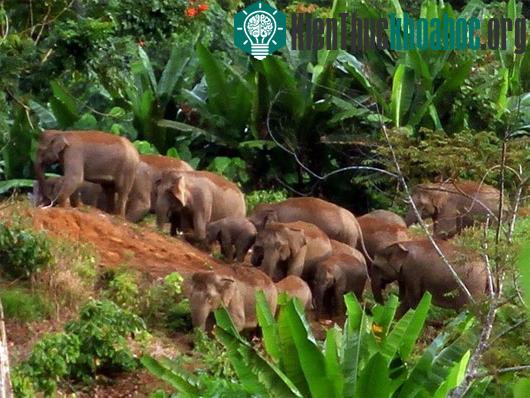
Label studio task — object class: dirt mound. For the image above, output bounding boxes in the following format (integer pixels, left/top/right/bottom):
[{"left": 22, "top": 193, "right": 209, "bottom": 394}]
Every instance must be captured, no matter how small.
[{"left": 30, "top": 207, "right": 227, "bottom": 277}]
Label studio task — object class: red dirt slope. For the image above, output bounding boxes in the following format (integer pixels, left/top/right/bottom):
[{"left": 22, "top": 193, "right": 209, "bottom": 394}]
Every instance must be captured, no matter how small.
[{"left": 30, "top": 207, "right": 226, "bottom": 277}]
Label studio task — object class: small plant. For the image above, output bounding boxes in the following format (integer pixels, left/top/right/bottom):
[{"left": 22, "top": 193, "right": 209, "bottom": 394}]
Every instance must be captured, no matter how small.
[
  {"left": 0, "top": 223, "right": 53, "bottom": 279},
  {"left": 0, "top": 287, "right": 52, "bottom": 322},
  {"left": 143, "top": 272, "right": 192, "bottom": 331},
  {"left": 14, "top": 299, "right": 149, "bottom": 395},
  {"left": 104, "top": 269, "right": 142, "bottom": 312},
  {"left": 245, "top": 189, "right": 288, "bottom": 213}
]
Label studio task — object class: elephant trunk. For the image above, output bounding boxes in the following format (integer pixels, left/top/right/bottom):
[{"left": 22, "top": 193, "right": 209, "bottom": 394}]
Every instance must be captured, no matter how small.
[
  {"left": 261, "top": 250, "right": 280, "bottom": 281},
  {"left": 34, "top": 156, "right": 46, "bottom": 190},
  {"left": 404, "top": 207, "right": 418, "bottom": 226},
  {"left": 155, "top": 195, "right": 169, "bottom": 229},
  {"left": 190, "top": 296, "right": 211, "bottom": 331},
  {"left": 371, "top": 272, "right": 385, "bottom": 304}
]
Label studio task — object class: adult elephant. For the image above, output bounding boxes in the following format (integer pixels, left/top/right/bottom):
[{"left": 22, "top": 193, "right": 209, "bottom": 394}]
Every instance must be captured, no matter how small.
[
  {"left": 34, "top": 130, "right": 140, "bottom": 217},
  {"left": 184, "top": 266, "right": 277, "bottom": 332},
  {"left": 371, "top": 239, "right": 487, "bottom": 316},
  {"left": 155, "top": 170, "right": 246, "bottom": 242},
  {"left": 357, "top": 210, "right": 410, "bottom": 265},
  {"left": 125, "top": 155, "right": 193, "bottom": 223},
  {"left": 251, "top": 220, "right": 332, "bottom": 282},
  {"left": 249, "top": 197, "right": 369, "bottom": 258},
  {"left": 404, "top": 180, "right": 504, "bottom": 239}
]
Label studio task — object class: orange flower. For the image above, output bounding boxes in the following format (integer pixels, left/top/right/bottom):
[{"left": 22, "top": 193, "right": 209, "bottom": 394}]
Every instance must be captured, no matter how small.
[
  {"left": 185, "top": 7, "right": 198, "bottom": 17},
  {"left": 198, "top": 4, "right": 208, "bottom": 12}
]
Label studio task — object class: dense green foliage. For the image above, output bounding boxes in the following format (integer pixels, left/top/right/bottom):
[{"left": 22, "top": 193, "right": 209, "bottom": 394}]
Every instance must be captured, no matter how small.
[
  {"left": 0, "top": 222, "right": 53, "bottom": 279},
  {"left": 143, "top": 293, "right": 489, "bottom": 397},
  {"left": 12, "top": 299, "right": 148, "bottom": 396}
]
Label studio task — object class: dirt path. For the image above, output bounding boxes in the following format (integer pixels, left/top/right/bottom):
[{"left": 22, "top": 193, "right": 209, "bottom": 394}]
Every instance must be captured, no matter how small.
[{"left": 30, "top": 207, "right": 228, "bottom": 277}]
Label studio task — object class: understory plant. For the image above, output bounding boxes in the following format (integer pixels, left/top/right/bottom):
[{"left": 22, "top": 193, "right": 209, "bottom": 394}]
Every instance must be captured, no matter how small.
[{"left": 143, "top": 292, "right": 492, "bottom": 397}]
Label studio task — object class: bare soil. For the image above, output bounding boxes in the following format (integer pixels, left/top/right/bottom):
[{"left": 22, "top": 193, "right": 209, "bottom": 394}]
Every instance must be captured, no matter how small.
[{"left": 30, "top": 206, "right": 229, "bottom": 278}]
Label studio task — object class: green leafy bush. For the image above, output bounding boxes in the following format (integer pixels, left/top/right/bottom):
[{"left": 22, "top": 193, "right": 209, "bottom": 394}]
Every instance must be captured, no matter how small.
[
  {"left": 207, "top": 157, "right": 249, "bottom": 184},
  {"left": 143, "top": 272, "right": 192, "bottom": 331},
  {"left": 104, "top": 269, "right": 142, "bottom": 312},
  {"left": 0, "top": 288, "right": 52, "bottom": 322},
  {"left": 245, "top": 189, "right": 288, "bottom": 213},
  {"left": 14, "top": 300, "right": 149, "bottom": 396},
  {"left": 0, "top": 223, "right": 53, "bottom": 279}
]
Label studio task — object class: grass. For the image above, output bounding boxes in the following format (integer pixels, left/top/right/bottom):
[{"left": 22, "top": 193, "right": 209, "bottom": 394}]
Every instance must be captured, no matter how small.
[{"left": 0, "top": 287, "right": 52, "bottom": 322}]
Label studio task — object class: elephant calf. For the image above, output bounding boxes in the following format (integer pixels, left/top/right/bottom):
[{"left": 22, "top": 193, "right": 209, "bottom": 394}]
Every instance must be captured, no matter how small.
[
  {"left": 33, "top": 177, "right": 111, "bottom": 211},
  {"left": 404, "top": 180, "right": 504, "bottom": 239},
  {"left": 312, "top": 251, "right": 368, "bottom": 319},
  {"left": 276, "top": 275, "right": 313, "bottom": 310},
  {"left": 206, "top": 217, "right": 257, "bottom": 262},
  {"left": 371, "top": 239, "right": 488, "bottom": 316},
  {"left": 185, "top": 267, "right": 277, "bottom": 332}
]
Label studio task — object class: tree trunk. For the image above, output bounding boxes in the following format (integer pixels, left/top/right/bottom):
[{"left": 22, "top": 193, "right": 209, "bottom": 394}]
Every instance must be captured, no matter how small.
[{"left": 0, "top": 300, "right": 12, "bottom": 398}]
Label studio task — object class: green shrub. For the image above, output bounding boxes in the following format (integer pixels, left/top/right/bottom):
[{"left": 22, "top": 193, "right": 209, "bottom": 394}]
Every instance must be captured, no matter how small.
[
  {"left": 143, "top": 272, "right": 192, "bottom": 331},
  {"left": 207, "top": 157, "right": 250, "bottom": 185},
  {"left": 104, "top": 269, "right": 141, "bottom": 312},
  {"left": 14, "top": 299, "right": 149, "bottom": 395},
  {"left": 245, "top": 189, "right": 288, "bottom": 213},
  {"left": 0, "top": 288, "right": 52, "bottom": 322},
  {"left": 0, "top": 223, "right": 53, "bottom": 279}
]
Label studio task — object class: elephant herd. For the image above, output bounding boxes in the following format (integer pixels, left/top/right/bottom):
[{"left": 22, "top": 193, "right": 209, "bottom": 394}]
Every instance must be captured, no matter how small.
[{"left": 33, "top": 130, "right": 503, "bottom": 332}]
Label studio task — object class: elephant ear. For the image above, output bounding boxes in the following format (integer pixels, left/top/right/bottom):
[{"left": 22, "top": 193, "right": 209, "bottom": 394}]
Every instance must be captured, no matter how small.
[
  {"left": 429, "top": 185, "right": 449, "bottom": 212},
  {"left": 218, "top": 277, "right": 237, "bottom": 307},
  {"left": 388, "top": 242, "right": 409, "bottom": 273},
  {"left": 50, "top": 134, "right": 69, "bottom": 159},
  {"left": 287, "top": 228, "right": 307, "bottom": 255},
  {"left": 263, "top": 210, "right": 279, "bottom": 226},
  {"left": 170, "top": 175, "right": 188, "bottom": 206}
]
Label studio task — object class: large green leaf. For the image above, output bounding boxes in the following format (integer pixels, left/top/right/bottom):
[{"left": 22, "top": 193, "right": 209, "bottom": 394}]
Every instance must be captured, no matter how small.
[
  {"left": 324, "top": 327, "right": 344, "bottom": 397},
  {"left": 0, "top": 179, "right": 35, "bottom": 195},
  {"left": 157, "top": 45, "right": 192, "bottom": 106},
  {"left": 390, "top": 64, "right": 414, "bottom": 127},
  {"left": 282, "top": 300, "right": 337, "bottom": 398},
  {"left": 140, "top": 356, "right": 202, "bottom": 397},
  {"left": 138, "top": 46, "right": 158, "bottom": 93},
  {"left": 2, "top": 107, "right": 35, "bottom": 179},
  {"left": 355, "top": 353, "right": 391, "bottom": 398},
  {"left": 256, "top": 290, "right": 281, "bottom": 362},
  {"left": 382, "top": 293, "right": 431, "bottom": 362},
  {"left": 50, "top": 81, "right": 80, "bottom": 128},
  {"left": 196, "top": 43, "right": 229, "bottom": 115},
  {"left": 214, "top": 315, "right": 302, "bottom": 398}
]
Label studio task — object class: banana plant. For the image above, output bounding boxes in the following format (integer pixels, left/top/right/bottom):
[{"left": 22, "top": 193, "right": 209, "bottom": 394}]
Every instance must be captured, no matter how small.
[
  {"left": 335, "top": 0, "right": 484, "bottom": 132},
  {"left": 143, "top": 292, "right": 489, "bottom": 398},
  {"left": 125, "top": 37, "right": 199, "bottom": 152}
]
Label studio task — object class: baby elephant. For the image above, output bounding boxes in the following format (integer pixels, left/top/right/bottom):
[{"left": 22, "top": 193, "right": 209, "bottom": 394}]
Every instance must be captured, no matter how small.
[
  {"left": 372, "top": 239, "right": 488, "bottom": 316},
  {"left": 312, "top": 251, "right": 368, "bottom": 319},
  {"left": 206, "top": 217, "right": 257, "bottom": 262},
  {"left": 185, "top": 266, "right": 277, "bottom": 332},
  {"left": 276, "top": 275, "right": 313, "bottom": 310}
]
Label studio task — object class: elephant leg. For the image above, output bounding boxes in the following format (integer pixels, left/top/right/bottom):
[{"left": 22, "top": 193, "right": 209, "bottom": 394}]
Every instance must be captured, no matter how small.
[
  {"left": 101, "top": 184, "right": 116, "bottom": 214},
  {"left": 56, "top": 173, "right": 83, "bottom": 208},
  {"left": 169, "top": 212, "right": 181, "bottom": 236},
  {"left": 287, "top": 245, "right": 308, "bottom": 277},
  {"left": 235, "top": 235, "right": 255, "bottom": 262},
  {"left": 126, "top": 197, "right": 150, "bottom": 223},
  {"left": 220, "top": 230, "right": 235, "bottom": 262},
  {"left": 70, "top": 190, "right": 81, "bottom": 208}
]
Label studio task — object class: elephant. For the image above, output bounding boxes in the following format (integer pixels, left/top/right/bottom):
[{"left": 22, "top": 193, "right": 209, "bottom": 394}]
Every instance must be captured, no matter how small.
[
  {"left": 404, "top": 180, "right": 504, "bottom": 239},
  {"left": 252, "top": 221, "right": 332, "bottom": 282},
  {"left": 312, "top": 251, "right": 368, "bottom": 319},
  {"left": 371, "top": 239, "right": 488, "bottom": 316},
  {"left": 34, "top": 130, "right": 140, "bottom": 217},
  {"left": 155, "top": 170, "right": 246, "bottom": 242},
  {"left": 205, "top": 217, "right": 257, "bottom": 262},
  {"left": 125, "top": 155, "right": 194, "bottom": 223},
  {"left": 330, "top": 239, "right": 357, "bottom": 256},
  {"left": 248, "top": 197, "right": 369, "bottom": 255},
  {"left": 32, "top": 177, "right": 111, "bottom": 211},
  {"left": 184, "top": 266, "right": 277, "bottom": 332},
  {"left": 275, "top": 275, "right": 313, "bottom": 310},
  {"left": 357, "top": 210, "right": 411, "bottom": 265}
]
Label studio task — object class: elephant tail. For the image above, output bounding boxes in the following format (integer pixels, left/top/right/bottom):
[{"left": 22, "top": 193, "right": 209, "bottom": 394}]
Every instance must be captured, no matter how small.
[{"left": 357, "top": 226, "right": 373, "bottom": 265}]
